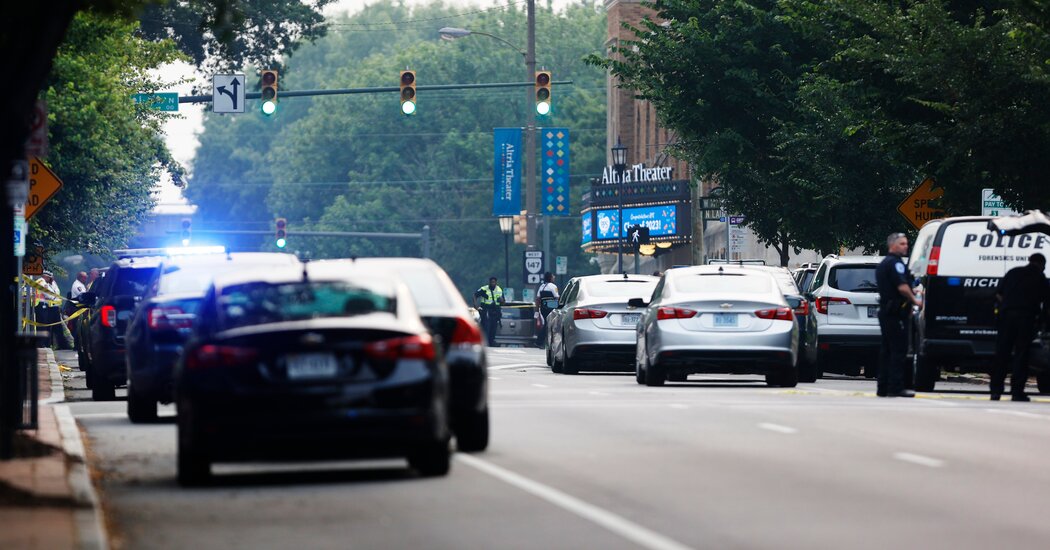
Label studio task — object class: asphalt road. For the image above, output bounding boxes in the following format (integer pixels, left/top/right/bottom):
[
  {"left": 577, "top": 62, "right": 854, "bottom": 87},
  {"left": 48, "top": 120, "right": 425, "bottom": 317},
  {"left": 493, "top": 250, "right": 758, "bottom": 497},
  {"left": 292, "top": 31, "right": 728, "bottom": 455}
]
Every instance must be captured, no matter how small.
[{"left": 58, "top": 348, "right": 1050, "bottom": 550}]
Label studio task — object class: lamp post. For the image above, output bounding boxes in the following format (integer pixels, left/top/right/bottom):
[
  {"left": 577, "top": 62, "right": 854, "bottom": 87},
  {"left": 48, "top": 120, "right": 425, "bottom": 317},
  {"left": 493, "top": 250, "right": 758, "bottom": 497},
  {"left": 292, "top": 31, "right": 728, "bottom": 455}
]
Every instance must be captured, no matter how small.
[
  {"left": 498, "top": 216, "right": 513, "bottom": 287},
  {"left": 611, "top": 137, "right": 628, "bottom": 274}
]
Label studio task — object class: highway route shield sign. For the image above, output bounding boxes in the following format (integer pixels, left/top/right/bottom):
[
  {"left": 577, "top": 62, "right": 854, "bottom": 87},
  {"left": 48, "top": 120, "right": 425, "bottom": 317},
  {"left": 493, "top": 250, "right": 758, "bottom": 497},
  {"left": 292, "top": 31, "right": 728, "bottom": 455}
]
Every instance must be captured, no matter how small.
[
  {"left": 26, "top": 157, "right": 63, "bottom": 220},
  {"left": 523, "top": 250, "right": 544, "bottom": 285},
  {"left": 897, "top": 178, "right": 944, "bottom": 230},
  {"left": 213, "top": 74, "right": 246, "bottom": 113}
]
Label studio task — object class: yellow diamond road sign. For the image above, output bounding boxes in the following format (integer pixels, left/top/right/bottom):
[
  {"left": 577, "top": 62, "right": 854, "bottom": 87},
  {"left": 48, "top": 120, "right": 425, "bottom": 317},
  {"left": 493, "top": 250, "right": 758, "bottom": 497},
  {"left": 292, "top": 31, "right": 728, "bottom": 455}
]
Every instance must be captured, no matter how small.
[
  {"left": 897, "top": 177, "right": 944, "bottom": 230},
  {"left": 27, "top": 157, "right": 63, "bottom": 220}
]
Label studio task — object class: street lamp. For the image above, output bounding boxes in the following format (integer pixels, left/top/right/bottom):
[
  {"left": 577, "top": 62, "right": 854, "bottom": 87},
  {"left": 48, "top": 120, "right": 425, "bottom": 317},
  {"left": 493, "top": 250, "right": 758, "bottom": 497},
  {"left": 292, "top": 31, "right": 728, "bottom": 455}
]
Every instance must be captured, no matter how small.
[
  {"left": 498, "top": 216, "right": 513, "bottom": 287},
  {"left": 611, "top": 137, "right": 628, "bottom": 274}
]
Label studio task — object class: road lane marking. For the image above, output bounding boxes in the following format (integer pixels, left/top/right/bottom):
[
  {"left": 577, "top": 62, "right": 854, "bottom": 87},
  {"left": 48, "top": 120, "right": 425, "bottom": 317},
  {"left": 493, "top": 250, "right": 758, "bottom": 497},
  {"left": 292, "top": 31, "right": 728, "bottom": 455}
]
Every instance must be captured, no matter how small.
[
  {"left": 757, "top": 422, "right": 797, "bottom": 434},
  {"left": 588, "top": 391, "right": 610, "bottom": 396},
  {"left": 893, "top": 452, "right": 945, "bottom": 468},
  {"left": 488, "top": 348, "right": 526, "bottom": 354},
  {"left": 489, "top": 377, "right": 502, "bottom": 381},
  {"left": 532, "top": 384, "right": 550, "bottom": 388},
  {"left": 668, "top": 404, "right": 690, "bottom": 410},
  {"left": 457, "top": 454, "right": 694, "bottom": 550},
  {"left": 489, "top": 362, "right": 546, "bottom": 370},
  {"left": 986, "top": 408, "right": 1048, "bottom": 420}
]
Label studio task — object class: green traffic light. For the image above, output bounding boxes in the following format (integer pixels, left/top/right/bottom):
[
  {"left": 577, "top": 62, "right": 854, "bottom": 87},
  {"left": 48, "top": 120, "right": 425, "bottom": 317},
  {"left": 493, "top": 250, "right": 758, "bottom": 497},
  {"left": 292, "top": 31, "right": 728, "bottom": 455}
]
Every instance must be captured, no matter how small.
[
  {"left": 262, "top": 100, "right": 277, "bottom": 116},
  {"left": 536, "top": 101, "right": 551, "bottom": 115},
  {"left": 276, "top": 237, "right": 287, "bottom": 248}
]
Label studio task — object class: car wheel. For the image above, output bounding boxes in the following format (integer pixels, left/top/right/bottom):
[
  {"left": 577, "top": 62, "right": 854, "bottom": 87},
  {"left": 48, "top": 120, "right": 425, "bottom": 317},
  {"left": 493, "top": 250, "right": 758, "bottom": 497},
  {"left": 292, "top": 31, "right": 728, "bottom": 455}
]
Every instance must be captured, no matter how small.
[
  {"left": 797, "top": 357, "right": 818, "bottom": 383},
  {"left": 408, "top": 440, "right": 451, "bottom": 477},
  {"left": 176, "top": 403, "right": 211, "bottom": 487},
  {"left": 913, "top": 353, "right": 939, "bottom": 392},
  {"left": 551, "top": 338, "right": 564, "bottom": 374},
  {"left": 863, "top": 362, "right": 878, "bottom": 379},
  {"left": 635, "top": 352, "right": 646, "bottom": 385},
  {"left": 127, "top": 383, "right": 157, "bottom": 424},
  {"left": 91, "top": 378, "right": 115, "bottom": 401},
  {"left": 766, "top": 365, "right": 799, "bottom": 388},
  {"left": 1037, "top": 371, "right": 1050, "bottom": 394},
  {"left": 454, "top": 409, "right": 489, "bottom": 453},
  {"left": 561, "top": 335, "right": 579, "bottom": 375},
  {"left": 545, "top": 344, "right": 554, "bottom": 367},
  {"left": 644, "top": 355, "right": 665, "bottom": 387}
]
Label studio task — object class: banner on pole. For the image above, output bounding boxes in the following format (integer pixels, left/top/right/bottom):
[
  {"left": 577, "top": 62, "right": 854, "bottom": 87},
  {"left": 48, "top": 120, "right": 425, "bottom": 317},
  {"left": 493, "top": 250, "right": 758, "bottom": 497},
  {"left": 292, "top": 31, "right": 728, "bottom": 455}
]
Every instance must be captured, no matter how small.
[
  {"left": 541, "top": 128, "right": 570, "bottom": 216},
  {"left": 493, "top": 127, "right": 522, "bottom": 216}
]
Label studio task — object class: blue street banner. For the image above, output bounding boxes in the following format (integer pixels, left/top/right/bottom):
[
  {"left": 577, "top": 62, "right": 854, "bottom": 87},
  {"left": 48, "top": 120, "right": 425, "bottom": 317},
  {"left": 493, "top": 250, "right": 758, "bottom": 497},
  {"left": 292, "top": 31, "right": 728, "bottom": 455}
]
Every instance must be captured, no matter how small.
[
  {"left": 493, "top": 127, "right": 522, "bottom": 216},
  {"left": 541, "top": 128, "right": 570, "bottom": 216}
]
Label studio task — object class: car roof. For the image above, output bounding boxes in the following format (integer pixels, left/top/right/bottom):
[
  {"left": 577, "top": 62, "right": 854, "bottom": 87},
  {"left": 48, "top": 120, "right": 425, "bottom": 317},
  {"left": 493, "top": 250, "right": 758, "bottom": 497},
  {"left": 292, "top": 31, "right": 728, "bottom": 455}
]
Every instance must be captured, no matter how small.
[
  {"left": 576, "top": 274, "right": 659, "bottom": 283},
  {"left": 111, "top": 256, "right": 164, "bottom": 268},
  {"left": 160, "top": 252, "right": 298, "bottom": 268},
  {"left": 319, "top": 257, "right": 469, "bottom": 315},
  {"left": 821, "top": 255, "right": 882, "bottom": 265}
]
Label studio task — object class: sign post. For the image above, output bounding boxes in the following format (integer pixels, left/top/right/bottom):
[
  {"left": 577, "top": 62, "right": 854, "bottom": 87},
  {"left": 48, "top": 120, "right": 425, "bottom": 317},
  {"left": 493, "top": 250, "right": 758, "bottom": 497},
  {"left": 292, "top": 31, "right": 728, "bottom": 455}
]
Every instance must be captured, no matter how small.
[{"left": 897, "top": 178, "right": 944, "bottom": 230}]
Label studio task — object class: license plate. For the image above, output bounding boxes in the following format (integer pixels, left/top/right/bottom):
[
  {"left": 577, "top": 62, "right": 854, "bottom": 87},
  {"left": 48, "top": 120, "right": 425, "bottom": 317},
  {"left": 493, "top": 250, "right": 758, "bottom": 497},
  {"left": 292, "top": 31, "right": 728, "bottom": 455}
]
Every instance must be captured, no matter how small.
[
  {"left": 713, "top": 313, "right": 738, "bottom": 327},
  {"left": 867, "top": 306, "right": 879, "bottom": 318},
  {"left": 286, "top": 353, "right": 338, "bottom": 380},
  {"left": 620, "top": 313, "right": 641, "bottom": 326}
]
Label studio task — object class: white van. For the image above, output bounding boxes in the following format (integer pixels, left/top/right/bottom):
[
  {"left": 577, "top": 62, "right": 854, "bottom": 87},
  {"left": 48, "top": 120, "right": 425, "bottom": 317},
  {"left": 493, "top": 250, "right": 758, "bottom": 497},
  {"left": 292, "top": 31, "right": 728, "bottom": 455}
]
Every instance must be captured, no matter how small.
[{"left": 908, "top": 216, "right": 1050, "bottom": 392}]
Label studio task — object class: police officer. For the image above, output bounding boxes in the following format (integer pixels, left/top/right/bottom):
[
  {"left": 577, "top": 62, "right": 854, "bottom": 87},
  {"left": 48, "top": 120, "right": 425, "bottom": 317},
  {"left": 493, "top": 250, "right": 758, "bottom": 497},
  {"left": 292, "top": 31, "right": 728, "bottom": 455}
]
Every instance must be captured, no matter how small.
[
  {"left": 473, "top": 276, "right": 504, "bottom": 347},
  {"left": 992, "top": 253, "right": 1049, "bottom": 402},
  {"left": 876, "top": 232, "right": 921, "bottom": 398}
]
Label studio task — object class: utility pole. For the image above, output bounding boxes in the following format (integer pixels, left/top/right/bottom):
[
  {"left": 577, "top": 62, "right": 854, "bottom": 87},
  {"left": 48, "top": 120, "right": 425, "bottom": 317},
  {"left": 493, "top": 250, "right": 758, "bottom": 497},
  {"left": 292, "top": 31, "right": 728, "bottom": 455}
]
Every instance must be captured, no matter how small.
[{"left": 525, "top": 0, "right": 537, "bottom": 251}]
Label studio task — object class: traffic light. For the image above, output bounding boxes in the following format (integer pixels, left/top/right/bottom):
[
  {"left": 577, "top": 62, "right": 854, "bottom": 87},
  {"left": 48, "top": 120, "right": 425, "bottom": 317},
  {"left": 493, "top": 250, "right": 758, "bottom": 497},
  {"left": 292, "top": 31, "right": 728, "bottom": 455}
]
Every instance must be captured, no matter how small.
[
  {"left": 400, "top": 70, "right": 416, "bottom": 115},
  {"left": 275, "top": 217, "right": 287, "bottom": 248},
  {"left": 535, "top": 70, "right": 551, "bottom": 115},
  {"left": 261, "top": 69, "right": 279, "bottom": 115},
  {"left": 180, "top": 218, "right": 191, "bottom": 246},
  {"left": 513, "top": 211, "right": 527, "bottom": 244}
]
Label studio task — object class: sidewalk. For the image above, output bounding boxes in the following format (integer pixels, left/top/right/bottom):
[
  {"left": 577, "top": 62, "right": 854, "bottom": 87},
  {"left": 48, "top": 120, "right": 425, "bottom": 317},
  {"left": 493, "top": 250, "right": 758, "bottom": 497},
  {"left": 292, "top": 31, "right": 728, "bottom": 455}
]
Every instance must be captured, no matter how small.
[{"left": 0, "top": 348, "right": 107, "bottom": 549}]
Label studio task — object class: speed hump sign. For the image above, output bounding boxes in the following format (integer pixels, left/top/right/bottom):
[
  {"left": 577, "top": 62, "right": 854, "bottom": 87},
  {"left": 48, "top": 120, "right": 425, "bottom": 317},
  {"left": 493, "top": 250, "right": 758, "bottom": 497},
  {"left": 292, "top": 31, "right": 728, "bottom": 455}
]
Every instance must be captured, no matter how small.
[{"left": 523, "top": 250, "right": 544, "bottom": 285}]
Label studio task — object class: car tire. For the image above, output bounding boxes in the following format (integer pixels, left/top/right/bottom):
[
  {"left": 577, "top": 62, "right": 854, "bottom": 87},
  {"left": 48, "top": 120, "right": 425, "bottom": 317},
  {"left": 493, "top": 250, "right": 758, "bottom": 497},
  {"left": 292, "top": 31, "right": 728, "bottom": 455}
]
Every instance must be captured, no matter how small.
[
  {"left": 561, "top": 337, "right": 579, "bottom": 375},
  {"left": 176, "top": 404, "right": 211, "bottom": 487},
  {"left": 913, "top": 353, "right": 939, "bottom": 392},
  {"left": 766, "top": 365, "right": 799, "bottom": 388},
  {"left": 409, "top": 440, "right": 451, "bottom": 477},
  {"left": 91, "top": 378, "right": 115, "bottom": 401},
  {"left": 1037, "top": 371, "right": 1050, "bottom": 394},
  {"left": 815, "top": 350, "right": 829, "bottom": 379},
  {"left": 127, "top": 384, "right": 157, "bottom": 424},
  {"left": 644, "top": 358, "right": 665, "bottom": 387},
  {"left": 797, "top": 357, "right": 818, "bottom": 383},
  {"left": 455, "top": 409, "right": 489, "bottom": 453},
  {"left": 863, "top": 362, "right": 878, "bottom": 379},
  {"left": 545, "top": 344, "right": 554, "bottom": 367}
]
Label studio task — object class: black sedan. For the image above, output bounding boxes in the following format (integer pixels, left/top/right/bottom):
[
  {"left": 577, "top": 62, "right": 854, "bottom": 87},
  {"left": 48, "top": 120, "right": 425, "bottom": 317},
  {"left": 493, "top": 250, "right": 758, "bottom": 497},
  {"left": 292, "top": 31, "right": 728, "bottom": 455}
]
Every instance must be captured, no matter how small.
[{"left": 175, "top": 262, "right": 451, "bottom": 486}]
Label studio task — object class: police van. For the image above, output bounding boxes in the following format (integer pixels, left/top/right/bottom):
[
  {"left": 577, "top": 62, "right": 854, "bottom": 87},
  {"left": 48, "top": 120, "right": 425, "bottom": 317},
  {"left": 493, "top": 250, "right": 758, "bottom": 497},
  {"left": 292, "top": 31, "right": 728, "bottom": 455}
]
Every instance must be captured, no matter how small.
[{"left": 908, "top": 216, "right": 1050, "bottom": 392}]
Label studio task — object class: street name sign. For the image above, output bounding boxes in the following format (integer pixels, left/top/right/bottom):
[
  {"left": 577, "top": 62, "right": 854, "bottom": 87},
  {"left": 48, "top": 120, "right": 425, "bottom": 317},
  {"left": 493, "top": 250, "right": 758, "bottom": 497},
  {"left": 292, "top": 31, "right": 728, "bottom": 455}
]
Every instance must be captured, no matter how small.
[
  {"left": 212, "top": 74, "right": 246, "bottom": 113},
  {"left": 897, "top": 178, "right": 944, "bottom": 230},
  {"left": 26, "top": 157, "right": 62, "bottom": 220},
  {"left": 981, "top": 188, "right": 1020, "bottom": 217},
  {"left": 132, "top": 93, "right": 179, "bottom": 112},
  {"left": 523, "top": 250, "right": 544, "bottom": 285}
]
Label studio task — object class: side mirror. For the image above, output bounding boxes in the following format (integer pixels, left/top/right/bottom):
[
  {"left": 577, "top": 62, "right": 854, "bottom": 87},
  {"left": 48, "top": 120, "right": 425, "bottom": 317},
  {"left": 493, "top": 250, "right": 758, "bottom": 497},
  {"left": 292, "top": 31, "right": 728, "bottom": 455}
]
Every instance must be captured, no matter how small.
[
  {"left": 628, "top": 297, "right": 648, "bottom": 309},
  {"left": 78, "top": 292, "right": 97, "bottom": 307}
]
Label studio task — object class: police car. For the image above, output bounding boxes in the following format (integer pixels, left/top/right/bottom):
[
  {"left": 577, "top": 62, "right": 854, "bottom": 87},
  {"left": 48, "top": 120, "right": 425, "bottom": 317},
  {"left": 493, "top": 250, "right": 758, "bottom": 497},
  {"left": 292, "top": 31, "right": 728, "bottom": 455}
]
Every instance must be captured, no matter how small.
[{"left": 909, "top": 216, "right": 1050, "bottom": 392}]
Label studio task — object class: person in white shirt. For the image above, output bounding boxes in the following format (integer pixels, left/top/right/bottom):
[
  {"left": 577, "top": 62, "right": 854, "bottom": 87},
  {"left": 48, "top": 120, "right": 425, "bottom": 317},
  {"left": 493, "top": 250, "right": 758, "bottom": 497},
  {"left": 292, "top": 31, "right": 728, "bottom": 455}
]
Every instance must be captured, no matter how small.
[
  {"left": 70, "top": 271, "right": 88, "bottom": 300},
  {"left": 535, "top": 272, "right": 560, "bottom": 348}
]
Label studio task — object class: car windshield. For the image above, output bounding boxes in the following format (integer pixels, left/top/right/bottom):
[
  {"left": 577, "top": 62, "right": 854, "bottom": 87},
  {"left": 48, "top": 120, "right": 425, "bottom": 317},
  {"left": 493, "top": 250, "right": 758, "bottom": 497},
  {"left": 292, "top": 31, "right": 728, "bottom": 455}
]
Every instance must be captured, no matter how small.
[
  {"left": 585, "top": 280, "right": 658, "bottom": 298},
  {"left": 218, "top": 281, "right": 395, "bottom": 330},
  {"left": 830, "top": 265, "right": 878, "bottom": 292},
  {"left": 674, "top": 273, "right": 772, "bottom": 294}
]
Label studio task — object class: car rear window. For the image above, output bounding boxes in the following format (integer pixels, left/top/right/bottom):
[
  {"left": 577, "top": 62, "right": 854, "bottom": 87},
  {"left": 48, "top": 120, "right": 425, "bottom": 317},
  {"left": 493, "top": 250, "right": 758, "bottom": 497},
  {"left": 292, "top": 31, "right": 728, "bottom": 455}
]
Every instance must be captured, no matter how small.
[
  {"left": 674, "top": 273, "right": 772, "bottom": 294},
  {"left": 829, "top": 265, "right": 878, "bottom": 292},
  {"left": 501, "top": 305, "right": 534, "bottom": 319},
  {"left": 798, "top": 271, "right": 815, "bottom": 292},
  {"left": 219, "top": 281, "right": 396, "bottom": 330},
  {"left": 111, "top": 267, "right": 156, "bottom": 296},
  {"left": 388, "top": 268, "right": 455, "bottom": 311},
  {"left": 160, "top": 259, "right": 288, "bottom": 295},
  {"left": 585, "top": 280, "right": 658, "bottom": 298}
]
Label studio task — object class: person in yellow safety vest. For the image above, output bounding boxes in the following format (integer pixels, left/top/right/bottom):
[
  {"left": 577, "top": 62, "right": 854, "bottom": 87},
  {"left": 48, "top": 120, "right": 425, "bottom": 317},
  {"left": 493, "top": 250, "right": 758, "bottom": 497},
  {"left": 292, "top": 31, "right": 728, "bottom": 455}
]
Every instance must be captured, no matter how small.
[
  {"left": 473, "top": 276, "right": 504, "bottom": 347},
  {"left": 35, "top": 270, "right": 73, "bottom": 349}
]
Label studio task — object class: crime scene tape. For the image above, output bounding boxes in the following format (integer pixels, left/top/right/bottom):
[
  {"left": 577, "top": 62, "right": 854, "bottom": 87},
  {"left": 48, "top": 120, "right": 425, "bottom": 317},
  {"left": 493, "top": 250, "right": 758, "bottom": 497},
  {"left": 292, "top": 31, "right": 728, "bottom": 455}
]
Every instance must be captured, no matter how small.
[{"left": 23, "top": 307, "right": 88, "bottom": 327}]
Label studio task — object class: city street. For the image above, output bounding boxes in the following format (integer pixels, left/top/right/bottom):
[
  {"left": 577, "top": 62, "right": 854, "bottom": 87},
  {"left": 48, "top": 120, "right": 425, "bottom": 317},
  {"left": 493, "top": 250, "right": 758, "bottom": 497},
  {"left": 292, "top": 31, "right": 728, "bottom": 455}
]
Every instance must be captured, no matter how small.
[{"left": 61, "top": 348, "right": 1050, "bottom": 550}]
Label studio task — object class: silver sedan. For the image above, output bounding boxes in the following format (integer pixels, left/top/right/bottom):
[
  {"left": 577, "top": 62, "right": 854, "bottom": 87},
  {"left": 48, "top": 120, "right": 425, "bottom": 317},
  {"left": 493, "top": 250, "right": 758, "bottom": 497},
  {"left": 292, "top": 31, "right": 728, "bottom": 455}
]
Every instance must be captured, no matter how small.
[
  {"left": 631, "top": 265, "right": 799, "bottom": 387},
  {"left": 546, "top": 274, "right": 658, "bottom": 374}
]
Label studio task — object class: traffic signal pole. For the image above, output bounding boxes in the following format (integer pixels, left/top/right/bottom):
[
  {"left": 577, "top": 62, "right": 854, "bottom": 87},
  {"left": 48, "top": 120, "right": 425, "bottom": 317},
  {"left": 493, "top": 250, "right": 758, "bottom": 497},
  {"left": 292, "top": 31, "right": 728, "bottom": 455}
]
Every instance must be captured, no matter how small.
[
  {"left": 175, "top": 81, "right": 573, "bottom": 104},
  {"left": 525, "top": 0, "right": 538, "bottom": 258}
]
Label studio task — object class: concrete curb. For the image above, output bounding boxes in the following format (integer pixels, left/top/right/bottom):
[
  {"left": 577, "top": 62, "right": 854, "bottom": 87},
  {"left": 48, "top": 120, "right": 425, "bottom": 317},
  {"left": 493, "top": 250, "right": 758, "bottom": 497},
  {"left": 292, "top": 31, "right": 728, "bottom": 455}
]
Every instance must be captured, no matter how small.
[{"left": 43, "top": 350, "right": 110, "bottom": 550}]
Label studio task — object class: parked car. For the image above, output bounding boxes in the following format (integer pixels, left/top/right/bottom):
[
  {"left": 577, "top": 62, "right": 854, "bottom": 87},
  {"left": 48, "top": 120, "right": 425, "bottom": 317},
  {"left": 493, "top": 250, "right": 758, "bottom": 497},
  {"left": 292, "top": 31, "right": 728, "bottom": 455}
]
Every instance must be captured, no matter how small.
[
  {"left": 792, "top": 263, "right": 819, "bottom": 294},
  {"left": 545, "top": 274, "right": 658, "bottom": 374},
  {"left": 175, "top": 262, "right": 451, "bottom": 486},
  {"left": 908, "top": 216, "right": 1050, "bottom": 392},
  {"left": 74, "top": 268, "right": 108, "bottom": 371},
  {"left": 495, "top": 301, "right": 538, "bottom": 347},
  {"left": 74, "top": 255, "right": 163, "bottom": 401},
  {"left": 351, "top": 257, "right": 489, "bottom": 452},
  {"left": 738, "top": 265, "right": 818, "bottom": 382},
  {"left": 631, "top": 265, "right": 799, "bottom": 387},
  {"left": 124, "top": 251, "right": 299, "bottom": 422},
  {"left": 805, "top": 255, "right": 883, "bottom": 378}
]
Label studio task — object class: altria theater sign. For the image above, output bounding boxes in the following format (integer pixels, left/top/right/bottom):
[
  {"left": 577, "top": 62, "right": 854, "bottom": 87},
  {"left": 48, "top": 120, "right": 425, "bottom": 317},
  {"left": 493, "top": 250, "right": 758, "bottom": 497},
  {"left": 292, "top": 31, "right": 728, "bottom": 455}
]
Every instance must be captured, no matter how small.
[{"left": 601, "top": 163, "right": 674, "bottom": 184}]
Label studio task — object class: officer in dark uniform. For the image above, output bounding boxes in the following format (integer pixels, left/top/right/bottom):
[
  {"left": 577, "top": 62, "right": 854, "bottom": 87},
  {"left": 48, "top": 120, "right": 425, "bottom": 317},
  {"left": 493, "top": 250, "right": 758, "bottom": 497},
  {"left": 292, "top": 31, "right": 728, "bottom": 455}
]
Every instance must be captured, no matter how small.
[
  {"left": 876, "top": 232, "right": 922, "bottom": 398},
  {"left": 992, "top": 253, "right": 1049, "bottom": 401}
]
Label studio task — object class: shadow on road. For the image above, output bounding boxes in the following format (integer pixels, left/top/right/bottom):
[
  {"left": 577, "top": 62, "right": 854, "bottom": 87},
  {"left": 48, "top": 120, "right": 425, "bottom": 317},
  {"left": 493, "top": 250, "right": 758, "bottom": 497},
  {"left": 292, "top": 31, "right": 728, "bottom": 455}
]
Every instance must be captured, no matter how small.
[{"left": 198, "top": 464, "right": 420, "bottom": 489}]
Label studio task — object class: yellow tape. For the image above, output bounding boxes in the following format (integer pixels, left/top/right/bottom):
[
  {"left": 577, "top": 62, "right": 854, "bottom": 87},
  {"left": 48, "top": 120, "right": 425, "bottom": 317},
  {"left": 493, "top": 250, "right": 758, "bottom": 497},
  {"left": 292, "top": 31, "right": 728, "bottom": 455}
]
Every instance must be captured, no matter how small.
[{"left": 23, "top": 306, "right": 88, "bottom": 327}]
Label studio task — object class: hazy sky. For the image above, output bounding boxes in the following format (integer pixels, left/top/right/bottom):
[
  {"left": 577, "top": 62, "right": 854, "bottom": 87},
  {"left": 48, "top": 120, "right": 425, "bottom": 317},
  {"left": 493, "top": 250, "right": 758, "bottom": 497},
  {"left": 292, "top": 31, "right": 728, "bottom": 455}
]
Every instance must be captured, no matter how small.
[{"left": 156, "top": 0, "right": 585, "bottom": 208}]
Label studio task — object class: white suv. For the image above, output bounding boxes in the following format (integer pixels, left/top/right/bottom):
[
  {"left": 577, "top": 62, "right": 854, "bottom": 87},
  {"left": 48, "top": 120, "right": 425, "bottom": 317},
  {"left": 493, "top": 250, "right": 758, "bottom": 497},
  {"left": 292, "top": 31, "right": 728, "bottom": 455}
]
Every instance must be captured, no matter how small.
[{"left": 805, "top": 255, "right": 883, "bottom": 378}]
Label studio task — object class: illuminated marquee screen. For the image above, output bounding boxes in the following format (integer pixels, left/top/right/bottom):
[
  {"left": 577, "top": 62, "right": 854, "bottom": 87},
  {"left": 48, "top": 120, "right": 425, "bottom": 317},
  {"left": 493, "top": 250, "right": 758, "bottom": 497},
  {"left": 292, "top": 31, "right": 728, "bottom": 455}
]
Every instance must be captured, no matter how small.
[{"left": 593, "top": 204, "right": 677, "bottom": 241}]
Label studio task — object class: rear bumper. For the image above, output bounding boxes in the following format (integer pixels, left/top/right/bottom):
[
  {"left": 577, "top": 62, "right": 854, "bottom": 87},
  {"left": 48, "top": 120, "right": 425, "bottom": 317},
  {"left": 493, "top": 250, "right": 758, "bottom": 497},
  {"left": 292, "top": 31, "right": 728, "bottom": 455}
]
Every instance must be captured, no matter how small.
[
  {"left": 655, "top": 348, "right": 795, "bottom": 374},
  {"left": 567, "top": 344, "right": 637, "bottom": 371},
  {"left": 816, "top": 333, "right": 881, "bottom": 352},
  {"left": 128, "top": 345, "right": 181, "bottom": 402}
]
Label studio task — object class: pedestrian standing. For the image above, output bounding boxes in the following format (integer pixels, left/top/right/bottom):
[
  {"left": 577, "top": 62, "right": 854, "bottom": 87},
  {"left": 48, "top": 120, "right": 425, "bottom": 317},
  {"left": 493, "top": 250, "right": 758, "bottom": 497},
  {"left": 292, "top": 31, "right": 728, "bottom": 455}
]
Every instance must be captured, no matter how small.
[
  {"left": 992, "top": 253, "right": 1050, "bottom": 402},
  {"left": 473, "top": 277, "right": 504, "bottom": 347},
  {"left": 535, "top": 272, "right": 559, "bottom": 348},
  {"left": 70, "top": 271, "right": 88, "bottom": 300},
  {"left": 36, "top": 270, "right": 73, "bottom": 349},
  {"left": 876, "top": 232, "right": 921, "bottom": 398},
  {"left": 87, "top": 267, "right": 100, "bottom": 287}
]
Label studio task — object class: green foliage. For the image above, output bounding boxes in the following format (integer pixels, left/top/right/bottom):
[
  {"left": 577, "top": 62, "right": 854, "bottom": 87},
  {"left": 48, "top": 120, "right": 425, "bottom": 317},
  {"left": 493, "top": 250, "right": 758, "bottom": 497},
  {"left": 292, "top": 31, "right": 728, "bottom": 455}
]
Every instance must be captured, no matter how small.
[
  {"left": 31, "top": 11, "right": 183, "bottom": 258},
  {"left": 187, "top": 0, "right": 608, "bottom": 297}
]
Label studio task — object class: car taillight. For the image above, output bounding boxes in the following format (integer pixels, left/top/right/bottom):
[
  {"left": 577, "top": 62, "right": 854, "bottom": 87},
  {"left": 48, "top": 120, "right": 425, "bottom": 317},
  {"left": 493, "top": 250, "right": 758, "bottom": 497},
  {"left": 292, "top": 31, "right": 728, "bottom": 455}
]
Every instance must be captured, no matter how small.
[
  {"left": 927, "top": 245, "right": 940, "bottom": 276},
  {"left": 573, "top": 308, "right": 609, "bottom": 320},
  {"left": 100, "top": 305, "right": 117, "bottom": 328},
  {"left": 148, "top": 306, "right": 193, "bottom": 330},
  {"left": 449, "top": 316, "right": 483, "bottom": 346},
  {"left": 755, "top": 307, "right": 794, "bottom": 321},
  {"left": 793, "top": 301, "right": 810, "bottom": 316},
  {"left": 185, "top": 345, "right": 259, "bottom": 370},
  {"left": 365, "top": 334, "right": 436, "bottom": 361},
  {"left": 656, "top": 307, "right": 697, "bottom": 321},
  {"left": 815, "top": 297, "right": 851, "bottom": 314}
]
